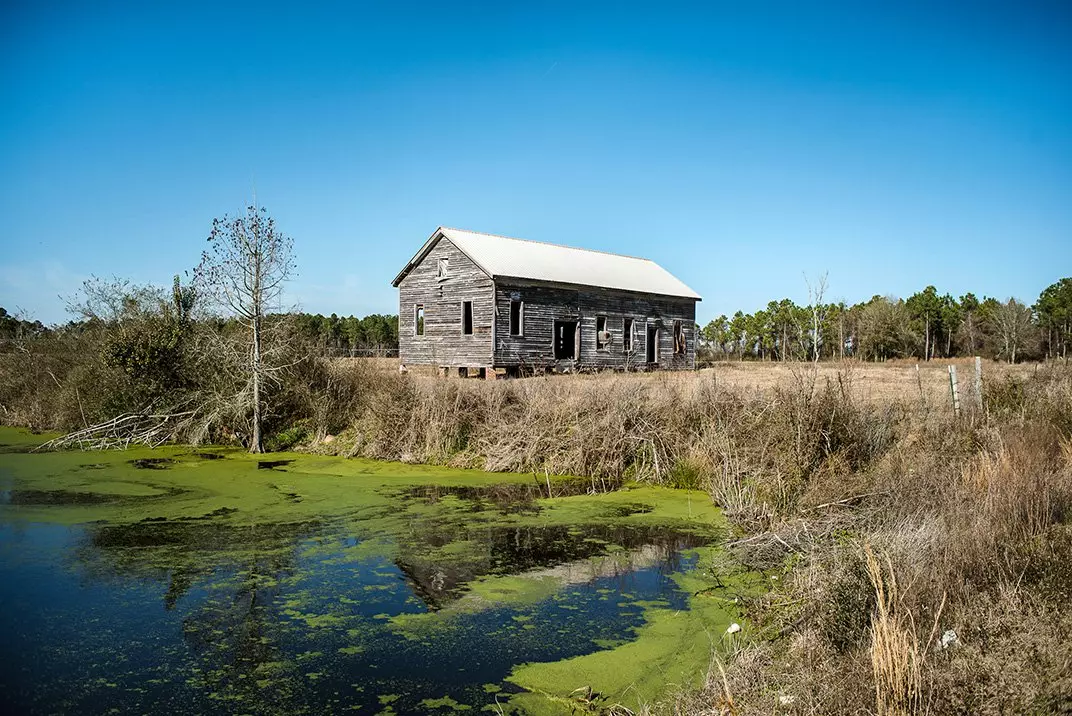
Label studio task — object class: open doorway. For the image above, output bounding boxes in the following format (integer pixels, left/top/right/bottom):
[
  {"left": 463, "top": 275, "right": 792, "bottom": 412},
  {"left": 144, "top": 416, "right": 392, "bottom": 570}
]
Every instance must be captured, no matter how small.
[
  {"left": 646, "top": 325, "right": 658, "bottom": 364},
  {"left": 553, "top": 320, "right": 579, "bottom": 360}
]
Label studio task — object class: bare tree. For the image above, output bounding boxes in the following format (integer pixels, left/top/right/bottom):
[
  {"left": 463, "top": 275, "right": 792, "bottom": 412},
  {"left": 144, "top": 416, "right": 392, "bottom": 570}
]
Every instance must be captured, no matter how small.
[
  {"left": 990, "top": 298, "right": 1034, "bottom": 364},
  {"left": 195, "top": 206, "right": 296, "bottom": 453},
  {"left": 805, "top": 272, "right": 828, "bottom": 363}
]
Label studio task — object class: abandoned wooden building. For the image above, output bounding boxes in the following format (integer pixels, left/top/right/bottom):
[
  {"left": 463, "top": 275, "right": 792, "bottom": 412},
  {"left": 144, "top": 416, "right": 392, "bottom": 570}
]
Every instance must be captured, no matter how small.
[{"left": 392, "top": 227, "right": 702, "bottom": 375}]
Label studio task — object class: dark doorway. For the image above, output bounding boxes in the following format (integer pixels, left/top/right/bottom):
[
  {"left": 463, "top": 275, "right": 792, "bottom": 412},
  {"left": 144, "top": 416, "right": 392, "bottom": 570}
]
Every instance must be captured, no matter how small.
[
  {"left": 554, "top": 320, "right": 578, "bottom": 360},
  {"left": 646, "top": 326, "right": 658, "bottom": 364}
]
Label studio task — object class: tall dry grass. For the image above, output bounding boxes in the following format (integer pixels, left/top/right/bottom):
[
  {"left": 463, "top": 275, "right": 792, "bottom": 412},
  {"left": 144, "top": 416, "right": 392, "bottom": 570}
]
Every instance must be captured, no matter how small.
[
  {"left": 327, "top": 363, "right": 898, "bottom": 516},
  {"left": 865, "top": 544, "right": 945, "bottom": 716},
  {"left": 669, "top": 364, "right": 1072, "bottom": 716}
]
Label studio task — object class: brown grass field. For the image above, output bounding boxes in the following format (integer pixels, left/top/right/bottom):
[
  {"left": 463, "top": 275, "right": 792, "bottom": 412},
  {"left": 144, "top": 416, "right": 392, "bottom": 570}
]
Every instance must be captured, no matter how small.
[{"left": 358, "top": 355, "right": 1038, "bottom": 409}]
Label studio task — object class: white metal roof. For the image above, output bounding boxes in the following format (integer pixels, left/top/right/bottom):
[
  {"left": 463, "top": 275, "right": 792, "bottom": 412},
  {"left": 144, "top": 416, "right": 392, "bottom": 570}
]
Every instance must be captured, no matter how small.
[{"left": 393, "top": 227, "right": 701, "bottom": 300}]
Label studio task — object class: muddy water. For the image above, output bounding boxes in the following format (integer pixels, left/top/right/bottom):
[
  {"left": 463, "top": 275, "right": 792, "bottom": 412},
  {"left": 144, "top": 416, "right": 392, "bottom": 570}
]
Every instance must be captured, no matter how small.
[{"left": 0, "top": 429, "right": 758, "bottom": 715}]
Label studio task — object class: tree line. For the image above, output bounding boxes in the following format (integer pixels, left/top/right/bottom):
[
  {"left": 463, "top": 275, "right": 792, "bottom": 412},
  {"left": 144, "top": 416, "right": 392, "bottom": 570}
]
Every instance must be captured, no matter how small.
[
  {"left": 291, "top": 313, "right": 399, "bottom": 353},
  {"left": 700, "top": 279, "right": 1072, "bottom": 363},
  {"left": 1, "top": 307, "right": 399, "bottom": 352}
]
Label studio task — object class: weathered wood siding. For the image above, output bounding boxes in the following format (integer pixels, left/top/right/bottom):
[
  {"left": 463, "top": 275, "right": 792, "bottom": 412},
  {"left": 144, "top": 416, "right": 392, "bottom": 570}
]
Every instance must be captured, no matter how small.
[
  {"left": 492, "top": 278, "right": 697, "bottom": 370},
  {"left": 398, "top": 238, "right": 494, "bottom": 366}
]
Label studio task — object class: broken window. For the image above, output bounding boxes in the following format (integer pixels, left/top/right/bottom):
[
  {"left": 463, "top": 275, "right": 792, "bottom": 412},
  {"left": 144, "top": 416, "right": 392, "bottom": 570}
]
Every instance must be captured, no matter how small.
[
  {"left": 509, "top": 300, "right": 523, "bottom": 336},
  {"left": 623, "top": 318, "right": 633, "bottom": 352},
  {"left": 673, "top": 320, "right": 686, "bottom": 354},
  {"left": 596, "top": 316, "right": 609, "bottom": 350},
  {"left": 462, "top": 301, "right": 473, "bottom": 335},
  {"left": 437, "top": 257, "right": 449, "bottom": 280},
  {"left": 415, "top": 304, "right": 425, "bottom": 336}
]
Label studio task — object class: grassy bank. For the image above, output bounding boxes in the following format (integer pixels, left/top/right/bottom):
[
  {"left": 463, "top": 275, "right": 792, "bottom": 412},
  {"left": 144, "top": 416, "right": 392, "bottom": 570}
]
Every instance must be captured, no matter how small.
[{"left": 317, "top": 361, "right": 1071, "bottom": 714}]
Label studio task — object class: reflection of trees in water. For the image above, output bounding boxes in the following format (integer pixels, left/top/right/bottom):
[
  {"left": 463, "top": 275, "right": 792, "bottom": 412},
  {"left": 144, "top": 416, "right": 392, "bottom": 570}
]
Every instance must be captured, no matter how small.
[
  {"left": 70, "top": 509, "right": 713, "bottom": 711},
  {"left": 77, "top": 518, "right": 319, "bottom": 713},
  {"left": 396, "top": 522, "right": 707, "bottom": 609}
]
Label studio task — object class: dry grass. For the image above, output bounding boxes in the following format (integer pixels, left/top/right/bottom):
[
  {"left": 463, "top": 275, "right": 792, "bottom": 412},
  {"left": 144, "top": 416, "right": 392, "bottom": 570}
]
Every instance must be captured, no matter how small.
[
  {"left": 701, "top": 359, "right": 1036, "bottom": 407},
  {"left": 323, "top": 361, "right": 901, "bottom": 509},
  {"left": 865, "top": 543, "right": 944, "bottom": 716},
  {"left": 658, "top": 363, "right": 1072, "bottom": 716}
]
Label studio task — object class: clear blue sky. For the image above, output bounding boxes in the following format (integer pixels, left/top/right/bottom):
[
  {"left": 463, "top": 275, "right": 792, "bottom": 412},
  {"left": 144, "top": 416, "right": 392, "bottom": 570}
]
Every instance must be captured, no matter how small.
[{"left": 2, "top": 0, "right": 1070, "bottom": 325}]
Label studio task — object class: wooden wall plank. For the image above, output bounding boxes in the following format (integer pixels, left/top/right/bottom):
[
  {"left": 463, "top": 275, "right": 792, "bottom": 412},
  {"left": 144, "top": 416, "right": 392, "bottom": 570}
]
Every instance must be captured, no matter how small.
[
  {"left": 398, "top": 238, "right": 494, "bottom": 366},
  {"left": 491, "top": 279, "right": 697, "bottom": 371}
]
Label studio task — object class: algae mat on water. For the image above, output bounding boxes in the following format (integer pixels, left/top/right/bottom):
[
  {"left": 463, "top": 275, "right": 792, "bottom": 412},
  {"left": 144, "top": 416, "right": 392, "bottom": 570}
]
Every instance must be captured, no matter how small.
[{"left": 0, "top": 427, "right": 762, "bottom": 714}]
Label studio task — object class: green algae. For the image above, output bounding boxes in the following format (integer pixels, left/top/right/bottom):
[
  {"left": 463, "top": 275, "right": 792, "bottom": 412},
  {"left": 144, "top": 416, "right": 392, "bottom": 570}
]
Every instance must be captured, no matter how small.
[
  {"left": 421, "top": 695, "right": 474, "bottom": 711},
  {"left": 504, "top": 546, "right": 767, "bottom": 713},
  {"left": 0, "top": 426, "right": 764, "bottom": 714},
  {"left": 0, "top": 427, "right": 60, "bottom": 452}
]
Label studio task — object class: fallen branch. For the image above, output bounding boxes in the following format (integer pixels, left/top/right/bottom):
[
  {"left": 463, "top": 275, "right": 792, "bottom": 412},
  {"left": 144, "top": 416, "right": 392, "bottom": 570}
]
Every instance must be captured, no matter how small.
[{"left": 34, "top": 409, "right": 198, "bottom": 452}]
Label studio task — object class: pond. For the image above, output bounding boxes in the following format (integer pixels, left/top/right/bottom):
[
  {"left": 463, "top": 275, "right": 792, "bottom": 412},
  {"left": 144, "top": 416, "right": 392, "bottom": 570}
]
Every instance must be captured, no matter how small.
[{"left": 0, "top": 428, "right": 761, "bottom": 715}]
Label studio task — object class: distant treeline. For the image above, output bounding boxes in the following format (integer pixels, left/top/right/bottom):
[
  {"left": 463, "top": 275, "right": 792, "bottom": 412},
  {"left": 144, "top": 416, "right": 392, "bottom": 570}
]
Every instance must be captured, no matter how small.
[
  {"left": 700, "top": 279, "right": 1072, "bottom": 363},
  {"left": 0, "top": 307, "right": 401, "bottom": 353},
  {"left": 291, "top": 313, "right": 399, "bottom": 352}
]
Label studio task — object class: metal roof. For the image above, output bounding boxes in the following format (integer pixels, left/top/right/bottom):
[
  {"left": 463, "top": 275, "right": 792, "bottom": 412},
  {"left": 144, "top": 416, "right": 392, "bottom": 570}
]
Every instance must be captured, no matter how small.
[{"left": 392, "top": 227, "right": 701, "bottom": 300}]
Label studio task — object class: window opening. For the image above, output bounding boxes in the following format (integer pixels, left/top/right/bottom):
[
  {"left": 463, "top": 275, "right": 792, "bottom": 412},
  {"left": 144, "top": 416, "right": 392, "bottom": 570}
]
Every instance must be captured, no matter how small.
[
  {"left": 673, "top": 320, "right": 685, "bottom": 355},
  {"left": 623, "top": 318, "right": 633, "bottom": 352},
  {"left": 646, "top": 325, "right": 658, "bottom": 363},
  {"left": 415, "top": 304, "right": 425, "bottom": 336},
  {"left": 509, "top": 300, "right": 523, "bottom": 336},
  {"left": 596, "top": 316, "right": 609, "bottom": 350},
  {"left": 437, "top": 258, "right": 449, "bottom": 280},
  {"left": 462, "top": 301, "right": 473, "bottom": 335}
]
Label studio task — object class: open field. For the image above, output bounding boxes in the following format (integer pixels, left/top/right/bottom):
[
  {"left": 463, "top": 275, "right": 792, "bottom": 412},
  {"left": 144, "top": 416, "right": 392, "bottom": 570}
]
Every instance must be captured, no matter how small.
[
  {"left": 350, "top": 355, "right": 1041, "bottom": 409},
  {"left": 701, "top": 358, "right": 1038, "bottom": 404}
]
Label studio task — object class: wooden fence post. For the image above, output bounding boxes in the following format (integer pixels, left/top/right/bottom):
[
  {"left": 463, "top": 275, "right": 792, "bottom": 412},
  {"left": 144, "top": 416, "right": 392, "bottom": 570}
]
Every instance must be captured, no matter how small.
[
  {"left": 974, "top": 356, "right": 983, "bottom": 410},
  {"left": 949, "top": 365, "right": 961, "bottom": 418}
]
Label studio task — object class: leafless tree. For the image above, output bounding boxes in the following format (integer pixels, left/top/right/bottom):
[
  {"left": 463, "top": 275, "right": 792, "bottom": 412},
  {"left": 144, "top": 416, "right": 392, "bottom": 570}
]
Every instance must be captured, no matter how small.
[
  {"left": 195, "top": 206, "right": 296, "bottom": 452},
  {"left": 805, "top": 272, "right": 828, "bottom": 363},
  {"left": 991, "top": 298, "right": 1035, "bottom": 364}
]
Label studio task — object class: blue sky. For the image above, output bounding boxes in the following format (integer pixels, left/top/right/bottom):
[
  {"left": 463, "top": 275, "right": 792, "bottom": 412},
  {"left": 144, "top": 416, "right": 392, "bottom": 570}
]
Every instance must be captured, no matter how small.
[{"left": 2, "top": 1, "right": 1070, "bottom": 325}]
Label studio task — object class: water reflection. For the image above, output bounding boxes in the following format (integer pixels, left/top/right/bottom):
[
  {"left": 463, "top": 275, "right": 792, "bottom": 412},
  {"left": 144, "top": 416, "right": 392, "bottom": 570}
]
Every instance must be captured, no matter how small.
[{"left": 2, "top": 489, "right": 721, "bottom": 715}]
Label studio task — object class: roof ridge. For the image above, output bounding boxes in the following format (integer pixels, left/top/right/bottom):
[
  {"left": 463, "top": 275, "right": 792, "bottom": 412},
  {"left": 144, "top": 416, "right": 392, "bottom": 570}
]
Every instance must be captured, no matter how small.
[{"left": 440, "top": 226, "right": 656, "bottom": 264}]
